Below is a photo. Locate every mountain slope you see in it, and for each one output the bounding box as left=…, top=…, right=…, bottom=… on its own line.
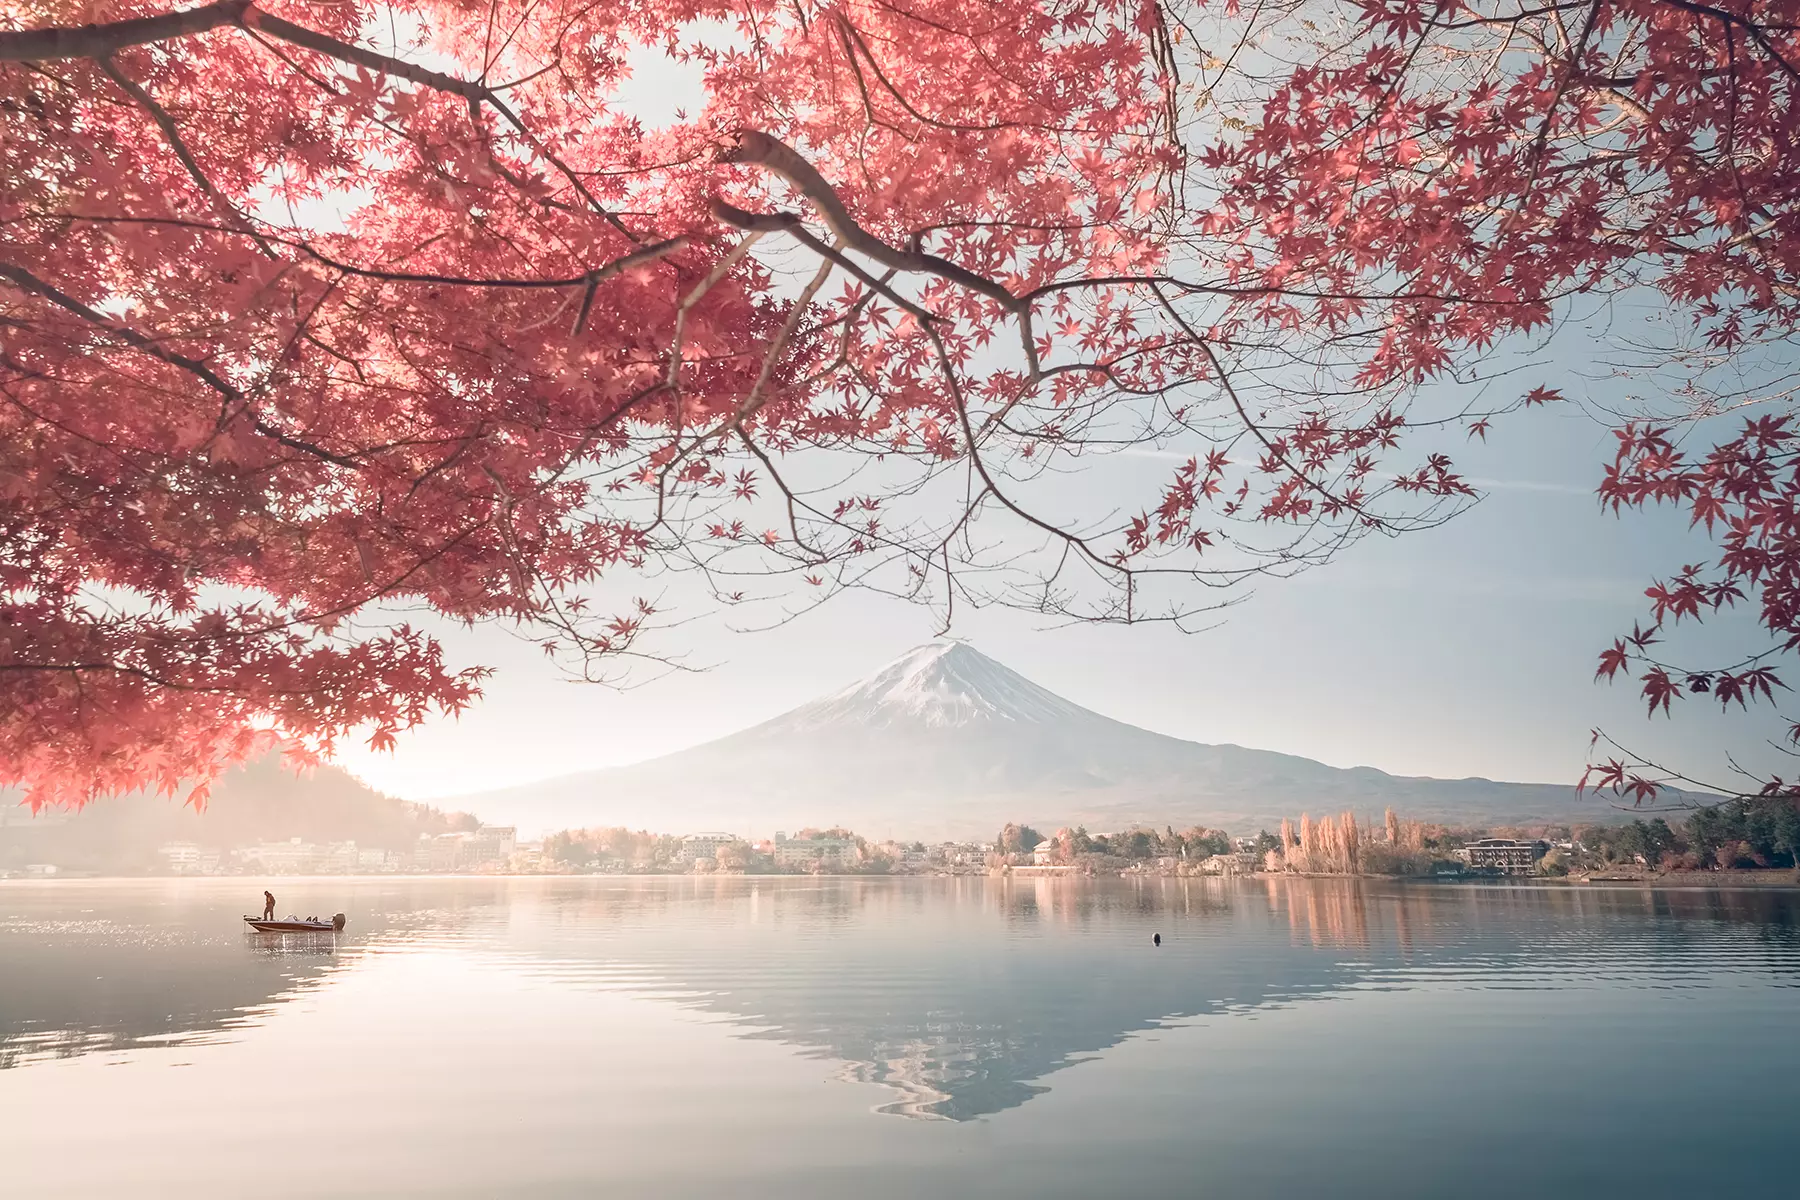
left=1, top=756, right=477, bottom=874
left=457, top=642, right=1619, bottom=838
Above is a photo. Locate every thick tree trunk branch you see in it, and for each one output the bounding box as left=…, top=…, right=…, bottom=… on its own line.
left=0, top=0, right=250, bottom=61
left=710, top=196, right=943, bottom=329
left=248, top=9, right=482, bottom=99
left=715, top=131, right=1046, bottom=380
left=717, top=130, right=1025, bottom=315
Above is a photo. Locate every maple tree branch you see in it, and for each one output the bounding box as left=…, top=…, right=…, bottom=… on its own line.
left=735, top=430, right=832, bottom=561
left=650, top=247, right=837, bottom=523
left=24, top=212, right=686, bottom=292
left=1657, top=0, right=1800, bottom=83
left=1147, top=283, right=1390, bottom=530
left=717, top=131, right=1026, bottom=315
left=1020, top=272, right=1583, bottom=309
left=96, top=53, right=277, bottom=259
left=923, top=323, right=1140, bottom=588
left=245, top=11, right=482, bottom=99
left=1, top=3, right=639, bottom=241
left=0, top=659, right=260, bottom=696
left=1582, top=728, right=1758, bottom=809
left=243, top=10, right=640, bottom=242
left=796, top=278, right=890, bottom=388
left=666, top=232, right=766, bottom=391
left=732, top=249, right=836, bottom=431
left=305, top=234, right=688, bottom=294
left=709, top=198, right=942, bottom=329
left=0, top=260, right=357, bottom=467
left=1519, top=0, right=1606, bottom=192
left=0, top=0, right=252, bottom=61
left=828, top=13, right=1093, bottom=138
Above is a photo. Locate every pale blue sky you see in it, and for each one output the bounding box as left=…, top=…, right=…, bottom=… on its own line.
left=321, top=27, right=1789, bottom=804
left=333, top=381, right=1784, bottom=803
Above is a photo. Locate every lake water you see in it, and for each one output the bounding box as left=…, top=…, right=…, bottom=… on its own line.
left=1, top=876, right=1795, bottom=1198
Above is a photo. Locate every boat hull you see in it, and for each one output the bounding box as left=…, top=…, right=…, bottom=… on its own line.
left=243, top=918, right=340, bottom=933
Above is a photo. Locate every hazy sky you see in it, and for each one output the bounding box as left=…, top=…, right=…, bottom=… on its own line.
left=332, top=371, right=1782, bottom=803
left=323, top=28, right=1787, bottom=804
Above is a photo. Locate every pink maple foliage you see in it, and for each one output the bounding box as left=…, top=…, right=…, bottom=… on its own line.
left=2, top=0, right=1796, bottom=807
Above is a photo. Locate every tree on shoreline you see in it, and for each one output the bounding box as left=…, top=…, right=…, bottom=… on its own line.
left=997, top=824, right=1046, bottom=856
left=4, top=1, right=1797, bottom=808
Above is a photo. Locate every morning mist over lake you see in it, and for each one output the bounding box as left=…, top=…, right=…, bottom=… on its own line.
left=5, top=0, right=1800, bottom=1196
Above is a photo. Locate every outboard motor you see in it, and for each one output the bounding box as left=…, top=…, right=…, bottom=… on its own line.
left=332, top=913, right=347, bottom=931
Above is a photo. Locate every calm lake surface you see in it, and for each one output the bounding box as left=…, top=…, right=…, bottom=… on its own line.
left=1, top=876, right=1796, bottom=1198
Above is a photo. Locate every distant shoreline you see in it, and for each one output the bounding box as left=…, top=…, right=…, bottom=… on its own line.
left=5, top=869, right=1800, bottom=890
left=1245, top=869, right=1800, bottom=891
left=1558, top=870, right=1800, bottom=891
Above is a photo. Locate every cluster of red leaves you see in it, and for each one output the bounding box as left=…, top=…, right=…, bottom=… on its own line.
left=0, top=0, right=1177, bottom=805
left=1588, top=414, right=1800, bottom=800
left=1204, top=0, right=1800, bottom=378
left=1106, top=0, right=1794, bottom=627
left=1181, top=0, right=1799, bottom=803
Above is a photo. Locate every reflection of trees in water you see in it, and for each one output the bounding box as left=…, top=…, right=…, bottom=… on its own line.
left=1269, top=878, right=1376, bottom=951
left=1255, top=877, right=1800, bottom=959
left=482, top=877, right=1800, bottom=1121
left=4, top=878, right=1796, bottom=1118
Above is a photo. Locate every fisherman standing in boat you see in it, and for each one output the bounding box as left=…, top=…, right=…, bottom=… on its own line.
left=262, top=891, right=276, bottom=921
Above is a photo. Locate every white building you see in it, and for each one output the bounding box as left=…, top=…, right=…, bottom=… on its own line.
left=159, top=842, right=205, bottom=874
left=240, top=837, right=318, bottom=874
left=315, top=842, right=359, bottom=873
left=680, top=832, right=739, bottom=861
left=417, top=826, right=517, bottom=872
left=772, top=837, right=856, bottom=868
left=357, top=847, right=398, bottom=871
left=937, top=842, right=990, bottom=867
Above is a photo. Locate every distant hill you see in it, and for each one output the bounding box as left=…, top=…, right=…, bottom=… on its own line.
left=454, top=642, right=1659, bottom=839
left=0, top=755, right=477, bottom=874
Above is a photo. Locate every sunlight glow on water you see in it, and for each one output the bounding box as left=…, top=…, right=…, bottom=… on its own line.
left=1, top=877, right=1796, bottom=1198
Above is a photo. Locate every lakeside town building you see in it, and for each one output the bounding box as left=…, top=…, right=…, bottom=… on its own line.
left=140, top=825, right=521, bottom=876
left=1459, top=837, right=1550, bottom=875
left=772, top=832, right=857, bottom=868
left=679, top=832, right=741, bottom=862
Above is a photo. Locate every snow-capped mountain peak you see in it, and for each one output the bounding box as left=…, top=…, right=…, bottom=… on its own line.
left=461, top=639, right=1613, bottom=839
left=775, top=641, right=1090, bottom=730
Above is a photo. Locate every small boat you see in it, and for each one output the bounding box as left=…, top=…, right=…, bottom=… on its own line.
left=243, top=913, right=346, bottom=934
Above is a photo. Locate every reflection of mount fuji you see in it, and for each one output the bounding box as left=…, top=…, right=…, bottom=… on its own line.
left=459, top=642, right=1652, bottom=839
left=642, top=880, right=1383, bottom=1119
left=7, top=880, right=1796, bottom=1122
left=459, top=878, right=1800, bottom=1120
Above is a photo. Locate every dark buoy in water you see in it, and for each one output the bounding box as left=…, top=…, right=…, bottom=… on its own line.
left=1153, top=933, right=1162, bottom=947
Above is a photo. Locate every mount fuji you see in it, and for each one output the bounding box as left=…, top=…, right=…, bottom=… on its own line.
left=456, top=641, right=1609, bottom=839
